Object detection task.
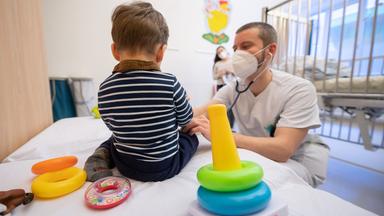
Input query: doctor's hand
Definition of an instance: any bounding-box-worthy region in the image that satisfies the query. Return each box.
[183,115,211,141]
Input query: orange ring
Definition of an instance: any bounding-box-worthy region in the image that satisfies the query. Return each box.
[32,156,78,175]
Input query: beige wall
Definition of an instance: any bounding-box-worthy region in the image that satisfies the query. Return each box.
[0,0,52,161]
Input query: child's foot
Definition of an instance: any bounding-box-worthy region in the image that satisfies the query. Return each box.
[84,148,113,182]
[111,167,123,177]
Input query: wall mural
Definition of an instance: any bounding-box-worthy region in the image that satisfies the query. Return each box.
[202,0,231,45]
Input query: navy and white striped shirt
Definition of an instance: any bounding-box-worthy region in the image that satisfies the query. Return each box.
[98,63,193,163]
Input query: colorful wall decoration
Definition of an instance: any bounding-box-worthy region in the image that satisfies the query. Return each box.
[203,0,231,45]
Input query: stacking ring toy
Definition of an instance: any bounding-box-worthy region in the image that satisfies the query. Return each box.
[84,177,132,209]
[197,181,271,216]
[32,167,86,198]
[197,160,263,192]
[31,156,78,175]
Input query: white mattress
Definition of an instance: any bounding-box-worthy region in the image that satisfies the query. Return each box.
[0,117,376,216]
[314,76,384,93]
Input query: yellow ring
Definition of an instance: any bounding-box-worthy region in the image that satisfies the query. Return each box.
[32,167,86,198]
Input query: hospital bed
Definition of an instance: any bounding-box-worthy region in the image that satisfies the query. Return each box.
[0,117,376,216]
[263,0,384,150]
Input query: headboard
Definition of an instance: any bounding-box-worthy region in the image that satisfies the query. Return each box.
[0,0,53,161]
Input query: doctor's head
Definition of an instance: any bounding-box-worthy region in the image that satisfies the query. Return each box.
[232,22,277,82]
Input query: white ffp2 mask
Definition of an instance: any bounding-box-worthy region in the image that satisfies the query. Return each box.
[232,46,270,80]
[218,51,228,59]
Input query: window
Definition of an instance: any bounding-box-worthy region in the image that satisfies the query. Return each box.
[309,0,384,76]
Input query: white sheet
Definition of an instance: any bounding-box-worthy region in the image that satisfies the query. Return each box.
[0,117,376,216]
[314,76,384,93]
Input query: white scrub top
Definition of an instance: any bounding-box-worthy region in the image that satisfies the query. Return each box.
[214,70,327,187]
[214,69,321,137]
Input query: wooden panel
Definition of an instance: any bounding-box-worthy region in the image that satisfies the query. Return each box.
[0,0,53,161]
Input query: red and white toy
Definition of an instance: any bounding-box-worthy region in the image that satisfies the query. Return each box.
[84,176,131,209]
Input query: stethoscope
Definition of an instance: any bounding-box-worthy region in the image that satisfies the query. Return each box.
[226,52,273,114]
[227,79,254,114]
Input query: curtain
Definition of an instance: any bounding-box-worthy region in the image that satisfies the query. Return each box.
[69,78,97,117]
[49,78,77,122]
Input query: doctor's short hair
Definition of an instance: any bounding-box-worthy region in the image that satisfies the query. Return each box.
[236,22,277,48]
[111,1,169,55]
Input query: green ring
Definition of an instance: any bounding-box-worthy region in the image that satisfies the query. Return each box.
[197,161,263,192]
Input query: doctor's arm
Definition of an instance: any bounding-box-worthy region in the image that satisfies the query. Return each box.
[185,116,308,162]
[241,82,319,162]
[192,99,222,117]
[233,127,308,162]
[184,115,308,162]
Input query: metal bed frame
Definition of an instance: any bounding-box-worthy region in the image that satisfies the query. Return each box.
[262,0,384,150]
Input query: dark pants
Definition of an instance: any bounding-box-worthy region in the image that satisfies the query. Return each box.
[100,133,199,182]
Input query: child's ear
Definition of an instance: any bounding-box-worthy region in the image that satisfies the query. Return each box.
[155,44,167,63]
[111,43,120,61]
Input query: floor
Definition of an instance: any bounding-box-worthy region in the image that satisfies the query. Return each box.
[318,137,384,216]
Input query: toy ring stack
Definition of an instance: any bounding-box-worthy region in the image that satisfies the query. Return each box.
[31,156,86,199]
[84,176,132,209]
[195,105,272,216]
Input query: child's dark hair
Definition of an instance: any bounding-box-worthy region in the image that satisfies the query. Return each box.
[111,1,169,55]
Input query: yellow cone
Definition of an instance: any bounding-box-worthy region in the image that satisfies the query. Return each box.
[208,104,241,171]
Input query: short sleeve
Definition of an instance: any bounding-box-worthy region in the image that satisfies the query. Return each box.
[173,77,193,127]
[213,82,234,107]
[277,81,321,129]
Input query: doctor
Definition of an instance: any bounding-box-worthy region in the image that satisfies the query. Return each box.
[187,22,329,187]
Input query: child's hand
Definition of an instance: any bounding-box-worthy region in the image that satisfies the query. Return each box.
[183,116,211,141]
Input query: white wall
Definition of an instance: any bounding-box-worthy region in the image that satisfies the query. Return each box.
[43,0,281,106]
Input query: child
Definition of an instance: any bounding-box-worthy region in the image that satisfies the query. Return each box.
[84,1,199,182]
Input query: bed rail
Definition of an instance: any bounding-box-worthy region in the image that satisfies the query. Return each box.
[314,106,384,149]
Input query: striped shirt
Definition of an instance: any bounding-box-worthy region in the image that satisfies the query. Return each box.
[98,61,193,163]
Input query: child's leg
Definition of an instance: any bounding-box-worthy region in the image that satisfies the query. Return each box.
[177,132,199,169]
[84,137,114,182]
[108,133,199,182]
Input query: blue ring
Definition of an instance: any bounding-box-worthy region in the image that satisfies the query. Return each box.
[197,181,271,216]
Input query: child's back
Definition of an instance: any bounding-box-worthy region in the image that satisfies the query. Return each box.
[84,2,199,182]
[99,63,193,162]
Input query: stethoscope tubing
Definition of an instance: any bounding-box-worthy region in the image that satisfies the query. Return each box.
[227,80,254,113]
